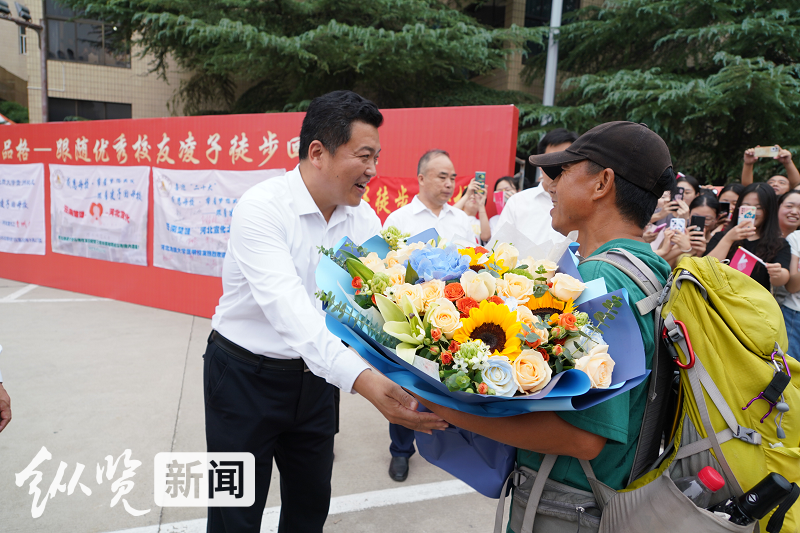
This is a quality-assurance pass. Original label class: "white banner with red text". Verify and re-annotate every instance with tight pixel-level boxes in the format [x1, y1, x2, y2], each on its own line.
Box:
[152, 167, 285, 277]
[0, 163, 46, 255]
[50, 164, 150, 265]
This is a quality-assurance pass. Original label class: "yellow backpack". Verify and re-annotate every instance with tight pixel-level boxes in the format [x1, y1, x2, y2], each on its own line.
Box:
[623, 256, 800, 532]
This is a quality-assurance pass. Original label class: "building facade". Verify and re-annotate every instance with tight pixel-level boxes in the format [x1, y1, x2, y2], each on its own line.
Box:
[0, 0, 189, 123]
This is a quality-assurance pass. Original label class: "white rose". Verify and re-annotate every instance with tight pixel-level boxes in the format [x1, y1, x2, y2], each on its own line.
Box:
[420, 279, 446, 310]
[427, 298, 461, 339]
[526, 258, 558, 281]
[392, 283, 424, 312]
[549, 272, 586, 301]
[512, 350, 553, 394]
[494, 243, 519, 270]
[460, 270, 497, 302]
[360, 252, 386, 273]
[574, 345, 615, 389]
[480, 356, 517, 397]
[385, 265, 407, 287]
[497, 273, 534, 303]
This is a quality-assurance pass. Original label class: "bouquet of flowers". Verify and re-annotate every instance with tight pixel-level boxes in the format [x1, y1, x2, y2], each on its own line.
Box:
[316, 226, 649, 416]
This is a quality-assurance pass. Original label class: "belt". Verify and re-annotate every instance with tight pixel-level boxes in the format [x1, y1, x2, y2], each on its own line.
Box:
[209, 330, 308, 371]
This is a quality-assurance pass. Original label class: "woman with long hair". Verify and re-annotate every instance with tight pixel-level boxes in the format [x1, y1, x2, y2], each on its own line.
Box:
[773, 190, 800, 358]
[676, 174, 701, 206]
[705, 183, 791, 290]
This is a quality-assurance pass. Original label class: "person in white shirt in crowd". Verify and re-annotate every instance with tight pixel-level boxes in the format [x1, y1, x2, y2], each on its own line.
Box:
[205, 91, 446, 533]
[772, 190, 800, 359]
[453, 177, 491, 244]
[0, 346, 10, 434]
[494, 128, 578, 246]
[489, 176, 519, 236]
[383, 150, 477, 244]
[381, 149, 476, 482]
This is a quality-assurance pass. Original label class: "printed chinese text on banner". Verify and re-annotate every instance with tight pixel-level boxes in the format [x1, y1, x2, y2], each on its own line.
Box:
[0, 163, 46, 255]
[152, 167, 285, 277]
[50, 164, 150, 265]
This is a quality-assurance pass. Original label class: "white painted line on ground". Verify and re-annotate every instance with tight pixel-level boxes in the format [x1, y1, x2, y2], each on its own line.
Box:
[1, 284, 38, 301]
[0, 297, 111, 303]
[102, 479, 474, 533]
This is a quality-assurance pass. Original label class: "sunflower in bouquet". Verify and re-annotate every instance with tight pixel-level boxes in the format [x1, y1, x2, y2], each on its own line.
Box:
[325, 228, 619, 397]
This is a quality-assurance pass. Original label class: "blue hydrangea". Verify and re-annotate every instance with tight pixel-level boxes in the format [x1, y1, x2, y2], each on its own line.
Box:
[408, 246, 471, 282]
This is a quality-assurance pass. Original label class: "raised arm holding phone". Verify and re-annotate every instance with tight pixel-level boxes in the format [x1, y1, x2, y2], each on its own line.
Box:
[741, 145, 800, 195]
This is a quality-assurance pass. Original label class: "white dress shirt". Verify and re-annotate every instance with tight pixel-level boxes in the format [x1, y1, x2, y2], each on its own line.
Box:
[211, 165, 381, 393]
[382, 195, 478, 243]
[493, 183, 573, 246]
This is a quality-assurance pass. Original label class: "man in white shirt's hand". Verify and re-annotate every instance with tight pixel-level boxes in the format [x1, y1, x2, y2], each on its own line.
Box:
[0, 382, 10, 433]
[205, 90, 445, 533]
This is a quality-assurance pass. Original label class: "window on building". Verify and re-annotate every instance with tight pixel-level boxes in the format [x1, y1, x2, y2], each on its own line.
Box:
[19, 27, 27, 55]
[48, 97, 132, 121]
[522, 0, 580, 63]
[466, 0, 507, 29]
[45, 0, 130, 68]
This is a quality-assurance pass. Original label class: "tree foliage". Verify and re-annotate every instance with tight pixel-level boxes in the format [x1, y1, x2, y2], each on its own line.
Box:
[517, 0, 800, 184]
[0, 100, 29, 123]
[61, 0, 539, 114]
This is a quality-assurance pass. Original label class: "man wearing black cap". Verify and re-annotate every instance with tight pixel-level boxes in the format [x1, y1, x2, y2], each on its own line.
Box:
[413, 121, 675, 528]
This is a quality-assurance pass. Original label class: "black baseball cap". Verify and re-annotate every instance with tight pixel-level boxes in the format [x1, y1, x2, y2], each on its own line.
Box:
[528, 121, 673, 193]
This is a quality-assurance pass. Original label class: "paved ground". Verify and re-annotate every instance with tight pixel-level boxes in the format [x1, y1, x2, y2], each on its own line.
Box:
[0, 278, 506, 532]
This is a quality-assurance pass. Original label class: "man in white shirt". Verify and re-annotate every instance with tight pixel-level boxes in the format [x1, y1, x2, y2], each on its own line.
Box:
[380, 150, 475, 483]
[496, 129, 578, 246]
[382, 150, 477, 243]
[206, 91, 446, 533]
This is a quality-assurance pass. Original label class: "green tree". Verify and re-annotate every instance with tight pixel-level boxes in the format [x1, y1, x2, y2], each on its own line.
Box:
[517, 0, 800, 184]
[0, 100, 29, 123]
[60, 0, 538, 114]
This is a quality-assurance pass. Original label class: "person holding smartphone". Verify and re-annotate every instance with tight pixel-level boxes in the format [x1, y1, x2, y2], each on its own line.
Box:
[741, 145, 800, 195]
[488, 176, 517, 236]
[704, 182, 791, 290]
[676, 173, 701, 206]
[773, 190, 800, 357]
[688, 194, 721, 242]
[453, 174, 491, 244]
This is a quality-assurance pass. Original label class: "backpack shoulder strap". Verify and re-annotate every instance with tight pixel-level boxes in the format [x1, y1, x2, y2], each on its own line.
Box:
[580, 247, 675, 484]
[580, 248, 664, 315]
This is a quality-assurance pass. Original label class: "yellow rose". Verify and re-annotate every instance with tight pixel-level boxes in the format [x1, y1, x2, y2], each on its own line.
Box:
[498, 273, 534, 303]
[460, 270, 497, 302]
[420, 279, 446, 310]
[392, 283, 424, 312]
[360, 252, 386, 274]
[549, 273, 586, 301]
[574, 345, 615, 389]
[385, 250, 402, 268]
[494, 243, 519, 270]
[526, 258, 558, 281]
[512, 350, 553, 394]
[427, 298, 461, 339]
[385, 265, 407, 286]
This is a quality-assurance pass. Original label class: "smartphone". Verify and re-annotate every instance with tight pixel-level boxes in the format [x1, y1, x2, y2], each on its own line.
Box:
[718, 201, 731, 217]
[690, 215, 706, 233]
[474, 171, 486, 193]
[739, 206, 757, 225]
[671, 186, 684, 202]
[753, 146, 779, 158]
[669, 218, 686, 232]
[493, 190, 506, 213]
[653, 222, 668, 233]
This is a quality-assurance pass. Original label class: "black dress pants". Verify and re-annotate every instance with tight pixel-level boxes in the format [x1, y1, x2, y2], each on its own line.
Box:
[204, 340, 336, 533]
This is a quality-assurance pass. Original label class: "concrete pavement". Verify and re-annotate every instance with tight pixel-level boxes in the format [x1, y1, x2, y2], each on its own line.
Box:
[0, 278, 506, 532]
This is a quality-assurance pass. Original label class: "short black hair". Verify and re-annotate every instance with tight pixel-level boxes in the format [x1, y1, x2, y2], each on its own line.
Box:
[494, 176, 517, 192]
[689, 192, 719, 213]
[538, 128, 579, 155]
[676, 174, 701, 194]
[417, 149, 450, 176]
[299, 90, 383, 160]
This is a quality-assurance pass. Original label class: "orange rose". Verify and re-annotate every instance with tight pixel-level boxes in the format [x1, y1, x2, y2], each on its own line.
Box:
[559, 313, 578, 331]
[444, 282, 466, 301]
[487, 295, 504, 305]
[456, 297, 479, 317]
